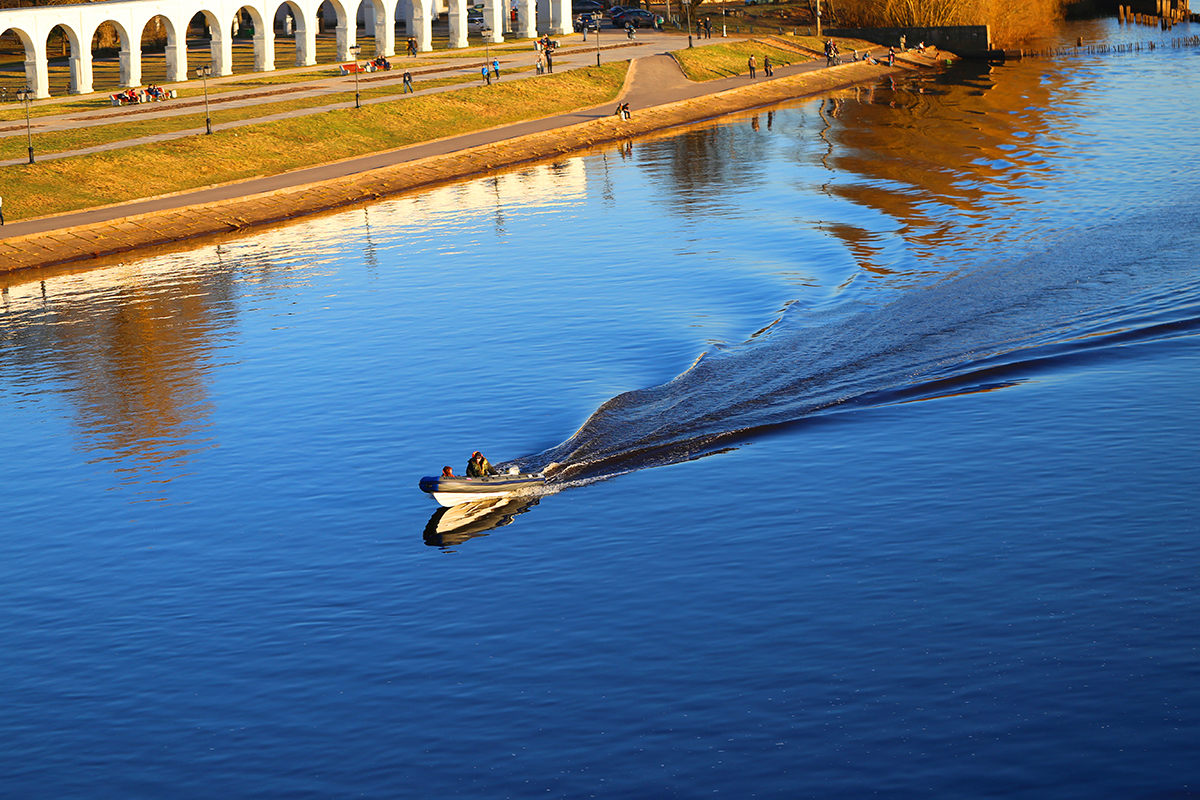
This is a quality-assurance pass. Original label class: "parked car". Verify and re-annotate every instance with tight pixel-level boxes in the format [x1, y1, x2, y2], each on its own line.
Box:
[612, 8, 657, 27]
[467, 14, 486, 33]
[572, 0, 606, 14]
[606, 5, 632, 20]
[574, 13, 600, 31]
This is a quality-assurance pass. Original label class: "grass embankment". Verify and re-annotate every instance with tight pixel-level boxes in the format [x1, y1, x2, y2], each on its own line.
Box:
[670, 35, 878, 81]
[0, 67, 534, 160]
[2, 62, 627, 221]
[673, 40, 809, 80]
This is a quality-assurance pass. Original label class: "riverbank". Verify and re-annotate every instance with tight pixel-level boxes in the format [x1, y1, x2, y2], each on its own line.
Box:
[1, 48, 943, 274]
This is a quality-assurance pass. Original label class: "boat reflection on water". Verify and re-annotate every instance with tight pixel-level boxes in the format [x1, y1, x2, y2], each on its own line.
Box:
[422, 495, 541, 548]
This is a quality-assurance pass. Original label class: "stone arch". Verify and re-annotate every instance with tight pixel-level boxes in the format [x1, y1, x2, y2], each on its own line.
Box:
[271, 0, 312, 68]
[353, 0, 392, 57]
[481, 0, 504, 44]
[262, 0, 315, 67]
[192, 8, 234, 76]
[316, 0, 353, 62]
[137, 14, 188, 85]
[409, 0, 432, 52]
[0, 25, 42, 97]
[447, 0, 466, 49]
[48, 23, 87, 95]
[89, 18, 139, 88]
[391, 0, 412, 38]
[230, 3, 274, 72]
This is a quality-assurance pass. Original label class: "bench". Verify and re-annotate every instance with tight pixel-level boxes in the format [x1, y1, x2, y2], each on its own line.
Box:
[110, 88, 178, 106]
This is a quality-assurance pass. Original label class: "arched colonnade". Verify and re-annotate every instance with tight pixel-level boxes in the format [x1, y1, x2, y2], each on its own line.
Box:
[0, 0, 568, 98]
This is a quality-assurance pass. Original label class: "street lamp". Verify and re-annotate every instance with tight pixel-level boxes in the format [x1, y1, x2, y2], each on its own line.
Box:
[15, 87, 33, 164]
[349, 45, 361, 108]
[595, 19, 601, 66]
[481, 28, 492, 76]
[195, 65, 213, 134]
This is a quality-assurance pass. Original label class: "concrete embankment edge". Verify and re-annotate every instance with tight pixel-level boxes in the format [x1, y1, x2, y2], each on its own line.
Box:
[1, 60, 925, 275]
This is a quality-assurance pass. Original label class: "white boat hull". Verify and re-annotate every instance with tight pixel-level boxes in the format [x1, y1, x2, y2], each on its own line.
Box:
[419, 472, 546, 508]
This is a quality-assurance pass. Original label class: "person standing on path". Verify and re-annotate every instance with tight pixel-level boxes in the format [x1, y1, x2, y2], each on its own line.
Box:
[407, 37, 417, 57]
[764, 56, 773, 77]
[704, 17, 712, 38]
[748, 55, 756, 78]
[0, 196, 4, 226]
[402, 69, 414, 93]
[482, 65, 491, 85]
[545, 49, 554, 73]
[492, 59, 501, 80]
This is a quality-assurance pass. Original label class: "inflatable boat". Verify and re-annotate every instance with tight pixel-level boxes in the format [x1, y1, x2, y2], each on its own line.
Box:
[418, 469, 546, 507]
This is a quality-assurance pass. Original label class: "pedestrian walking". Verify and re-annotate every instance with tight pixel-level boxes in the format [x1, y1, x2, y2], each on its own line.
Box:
[748, 55, 756, 78]
[888, 46, 895, 66]
[545, 49, 554, 73]
[402, 69, 414, 93]
[407, 37, 417, 57]
[482, 64, 491, 85]
[492, 58, 500, 79]
[764, 56, 773, 77]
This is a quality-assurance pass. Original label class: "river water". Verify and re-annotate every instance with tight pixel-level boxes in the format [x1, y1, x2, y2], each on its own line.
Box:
[2, 18, 1198, 799]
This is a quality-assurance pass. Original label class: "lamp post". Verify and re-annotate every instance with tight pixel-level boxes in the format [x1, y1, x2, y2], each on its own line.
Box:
[195, 65, 212, 134]
[482, 27, 491, 73]
[686, 1, 693, 47]
[349, 45, 362, 108]
[16, 87, 33, 164]
[595, 18, 601, 66]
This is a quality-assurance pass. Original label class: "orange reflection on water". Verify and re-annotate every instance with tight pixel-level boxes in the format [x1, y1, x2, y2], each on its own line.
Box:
[1, 257, 236, 499]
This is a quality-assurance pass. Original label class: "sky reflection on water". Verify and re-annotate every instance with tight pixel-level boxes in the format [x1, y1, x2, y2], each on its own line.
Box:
[2, 19, 1199, 799]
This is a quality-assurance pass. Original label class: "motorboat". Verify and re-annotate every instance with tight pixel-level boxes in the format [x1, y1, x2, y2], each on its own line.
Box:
[419, 467, 546, 507]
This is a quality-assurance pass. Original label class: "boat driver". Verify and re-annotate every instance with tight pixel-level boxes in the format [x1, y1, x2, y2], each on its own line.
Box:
[466, 451, 494, 478]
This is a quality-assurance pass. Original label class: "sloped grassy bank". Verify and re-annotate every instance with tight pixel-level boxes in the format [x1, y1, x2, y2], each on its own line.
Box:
[3, 63, 626, 221]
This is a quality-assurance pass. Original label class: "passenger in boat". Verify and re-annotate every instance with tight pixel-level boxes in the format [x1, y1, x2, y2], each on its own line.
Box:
[466, 451, 494, 477]
[442, 466, 455, 478]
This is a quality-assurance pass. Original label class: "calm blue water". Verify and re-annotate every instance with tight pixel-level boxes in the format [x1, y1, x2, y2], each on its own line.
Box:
[2, 19, 1199, 799]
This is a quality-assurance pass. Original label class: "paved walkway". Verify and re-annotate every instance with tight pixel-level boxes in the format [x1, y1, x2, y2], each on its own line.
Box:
[0, 35, 660, 158]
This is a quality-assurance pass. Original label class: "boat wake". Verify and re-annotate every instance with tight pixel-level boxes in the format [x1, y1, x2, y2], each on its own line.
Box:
[508, 211, 1200, 487]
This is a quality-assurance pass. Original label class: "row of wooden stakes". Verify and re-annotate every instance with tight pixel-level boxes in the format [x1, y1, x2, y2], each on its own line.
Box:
[1117, 3, 1193, 25]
